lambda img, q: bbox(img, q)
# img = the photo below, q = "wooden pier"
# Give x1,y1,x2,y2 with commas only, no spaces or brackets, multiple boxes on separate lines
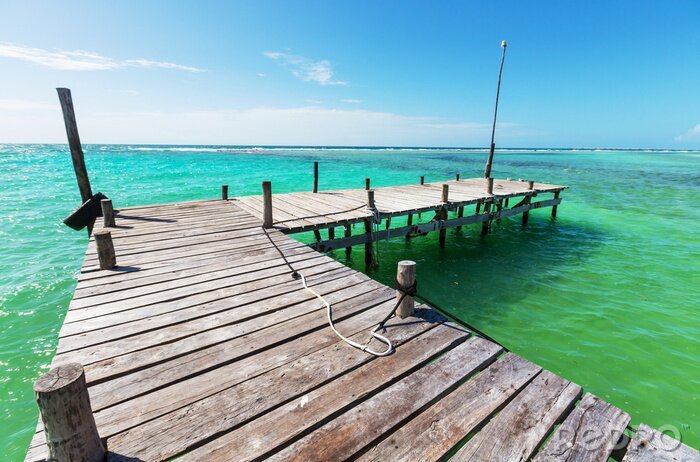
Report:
25,195,699,462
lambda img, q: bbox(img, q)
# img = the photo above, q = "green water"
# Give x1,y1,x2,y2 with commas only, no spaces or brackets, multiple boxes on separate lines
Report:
1,144,698,459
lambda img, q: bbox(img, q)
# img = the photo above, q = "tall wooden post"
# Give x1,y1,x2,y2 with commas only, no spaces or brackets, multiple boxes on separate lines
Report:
57,89,92,204
262,181,273,228
552,190,560,219
34,363,105,462
522,180,535,226
313,162,319,193
344,224,352,256
94,230,116,270
395,260,416,318
100,199,115,227
222,184,229,201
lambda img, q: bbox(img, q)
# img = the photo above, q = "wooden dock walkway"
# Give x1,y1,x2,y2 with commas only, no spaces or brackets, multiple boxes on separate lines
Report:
25,196,699,462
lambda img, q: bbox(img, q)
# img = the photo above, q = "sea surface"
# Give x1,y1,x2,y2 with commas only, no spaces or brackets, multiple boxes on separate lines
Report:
1,144,698,459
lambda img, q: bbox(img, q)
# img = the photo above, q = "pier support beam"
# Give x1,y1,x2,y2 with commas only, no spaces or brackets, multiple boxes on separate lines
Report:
313,162,318,193
344,224,352,256
395,260,416,318
552,191,560,219
439,184,449,246
482,178,494,236
522,180,535,226
101,199,115,227
365,189,377,268
94,230,116,270
222,184,228,201
34,363,105,462
262,181,273,228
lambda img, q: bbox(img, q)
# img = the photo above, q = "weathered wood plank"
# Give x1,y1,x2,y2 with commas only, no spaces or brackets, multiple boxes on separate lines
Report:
622,424,700,462
534,393,631,462
267,337,503,462
451,370,582,461
359,353,541,462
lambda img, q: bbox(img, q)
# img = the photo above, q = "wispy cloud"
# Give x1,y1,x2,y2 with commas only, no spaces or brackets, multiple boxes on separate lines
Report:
0,99,56,110
0,42,205,72
676,124,700,142
341,99,361,104
264,51,347,86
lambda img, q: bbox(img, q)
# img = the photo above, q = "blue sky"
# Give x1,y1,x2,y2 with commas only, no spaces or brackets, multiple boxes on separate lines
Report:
1,0,699,147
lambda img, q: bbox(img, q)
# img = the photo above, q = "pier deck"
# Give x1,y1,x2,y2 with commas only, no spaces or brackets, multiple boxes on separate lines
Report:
25,195,699,461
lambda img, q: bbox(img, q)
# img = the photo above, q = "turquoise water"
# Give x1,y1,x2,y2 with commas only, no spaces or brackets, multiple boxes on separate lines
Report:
1,144,698,459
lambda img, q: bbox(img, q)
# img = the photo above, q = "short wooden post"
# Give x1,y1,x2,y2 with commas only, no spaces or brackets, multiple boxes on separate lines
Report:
100,199,115,227
94,230,116,270
262,181,273,228
505,197,509,207
407,214,413,226
344,224,352,256
222,184,229,201
313,162,319,193
34,363,105,462
395,260,416,318
456,173,460,181
552,190,560,219
441,184,449,203
365,178,370,190
366,189,376,210
420,176,425,185
522,180,535,226
456,205,464,230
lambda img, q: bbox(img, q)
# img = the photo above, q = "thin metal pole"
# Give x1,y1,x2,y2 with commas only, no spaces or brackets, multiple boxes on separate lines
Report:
484,40,508,179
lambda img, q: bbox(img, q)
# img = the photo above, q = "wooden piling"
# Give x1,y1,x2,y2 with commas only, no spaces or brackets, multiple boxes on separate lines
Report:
313,162,318,193
456,173,460,181
222,184,229,201
56,88,92,204
262,181,273,228
482,178,495,235
365,190,376,267
552,190,560,219
522,181,535,226
366,189,376,210
313,230,322,242
328,227,335,240
487,177,494,194
439,185,449,246
476,200,482,214
365,178,370,190
34,363,105,462
385,217,391,230
101,199,115,227
395,260,416,318
420,176,425,185
94,230,116,270
344,224,352,256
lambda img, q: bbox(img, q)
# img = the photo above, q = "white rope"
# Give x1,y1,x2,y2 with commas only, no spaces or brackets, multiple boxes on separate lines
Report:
297,272,394,357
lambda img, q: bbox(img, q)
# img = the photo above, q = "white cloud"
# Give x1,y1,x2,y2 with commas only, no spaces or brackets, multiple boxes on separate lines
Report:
0,99,56,110
264,51,347,86
341,99,361,104
1,105,524,146
675,124,700,142
0,42,205,72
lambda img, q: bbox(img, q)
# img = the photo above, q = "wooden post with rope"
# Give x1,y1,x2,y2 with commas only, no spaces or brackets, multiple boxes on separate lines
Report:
395,260,416,318
484,40,508,180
